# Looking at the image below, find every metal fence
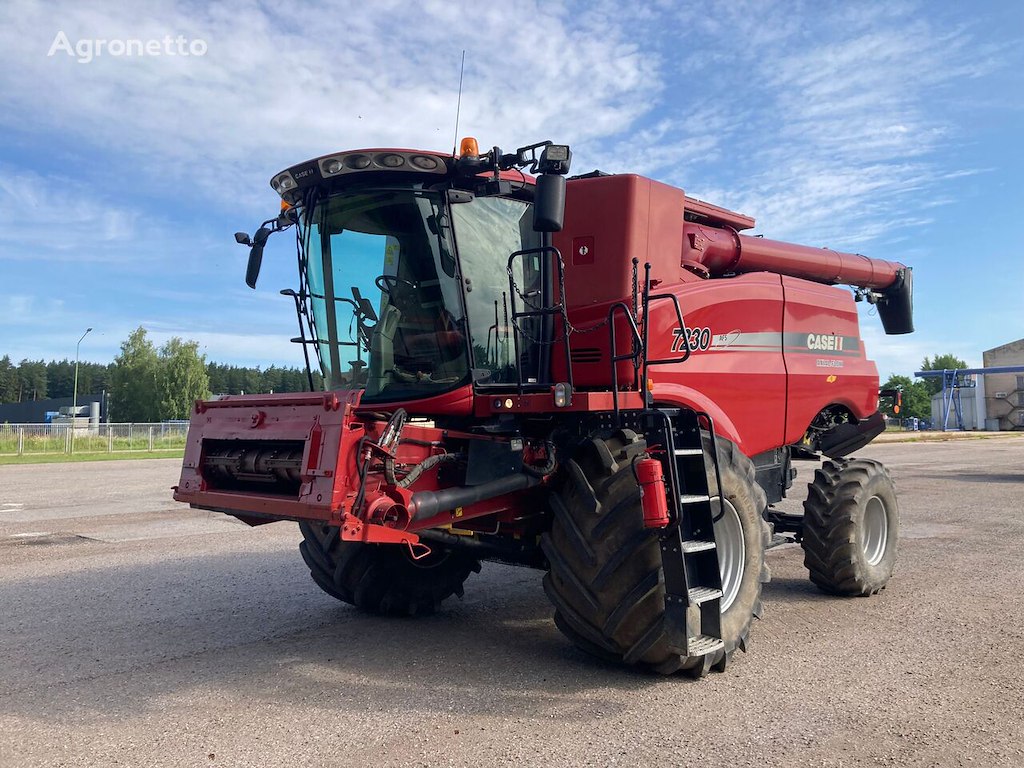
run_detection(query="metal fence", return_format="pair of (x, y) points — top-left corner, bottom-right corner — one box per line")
(0, 422), (189, 456)
(887, 416), (933, 431)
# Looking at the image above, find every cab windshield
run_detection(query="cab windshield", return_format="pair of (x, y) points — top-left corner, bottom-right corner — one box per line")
(300, 189), (469, 402)
(296, 185), (543, 403)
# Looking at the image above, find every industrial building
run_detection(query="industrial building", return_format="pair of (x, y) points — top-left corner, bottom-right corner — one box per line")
(927, 338), (1024, 430)
(0, 393), (106, 425)
(982, 338), (1024, 429)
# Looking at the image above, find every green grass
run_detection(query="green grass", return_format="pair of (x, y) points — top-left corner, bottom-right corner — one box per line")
(0, 450), (185, 465)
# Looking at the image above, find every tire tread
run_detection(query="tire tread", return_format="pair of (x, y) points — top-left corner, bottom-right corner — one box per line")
(801, 458), (899, 596)
(542, 430), (769, 675)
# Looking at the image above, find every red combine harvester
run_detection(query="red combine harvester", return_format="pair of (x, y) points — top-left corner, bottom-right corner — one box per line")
(175, 138), (913, 675)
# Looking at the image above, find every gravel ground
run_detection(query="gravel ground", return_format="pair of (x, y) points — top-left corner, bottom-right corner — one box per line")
(1, 438), (1023, 767)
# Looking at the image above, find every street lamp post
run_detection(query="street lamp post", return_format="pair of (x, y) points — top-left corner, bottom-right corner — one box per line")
(71, 327), (93, 454)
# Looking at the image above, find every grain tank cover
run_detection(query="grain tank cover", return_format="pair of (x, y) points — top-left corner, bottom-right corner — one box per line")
(555, 174), (685, 309)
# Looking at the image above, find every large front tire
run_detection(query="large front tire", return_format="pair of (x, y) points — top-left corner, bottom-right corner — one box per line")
(542, 429), (770, 675)
(801, 458), (899, 596)
(299, 522), (481, 616)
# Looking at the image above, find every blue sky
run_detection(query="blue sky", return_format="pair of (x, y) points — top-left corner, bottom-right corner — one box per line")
(0, 0), (1021, 380)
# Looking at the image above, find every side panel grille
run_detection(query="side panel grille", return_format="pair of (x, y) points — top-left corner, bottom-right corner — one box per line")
(571, 347), (603, 364)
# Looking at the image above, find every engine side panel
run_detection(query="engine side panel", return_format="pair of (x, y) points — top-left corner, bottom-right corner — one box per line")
(646, 273), (788, 457)
(549, 173), (882, 458)
(555, 269), (880, 458)
(780, 276), (880, 445)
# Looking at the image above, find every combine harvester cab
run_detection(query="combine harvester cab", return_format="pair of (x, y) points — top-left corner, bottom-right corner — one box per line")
(175, 137), (912, 676)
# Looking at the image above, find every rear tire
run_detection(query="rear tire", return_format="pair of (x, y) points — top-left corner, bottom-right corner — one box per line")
(801, 458), (899, 596)
(299, 521), (481, 616)
(542, 429), (770, 675)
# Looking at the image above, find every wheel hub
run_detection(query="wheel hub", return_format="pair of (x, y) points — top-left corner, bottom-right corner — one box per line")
(862, 495), (888, 565)
(714, 499), (746, 612)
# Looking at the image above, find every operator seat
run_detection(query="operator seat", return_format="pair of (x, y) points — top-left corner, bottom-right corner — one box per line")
(394, 305), (464, 368)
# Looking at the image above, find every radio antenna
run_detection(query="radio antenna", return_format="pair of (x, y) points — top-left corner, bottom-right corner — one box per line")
(451, 50), (466, 156)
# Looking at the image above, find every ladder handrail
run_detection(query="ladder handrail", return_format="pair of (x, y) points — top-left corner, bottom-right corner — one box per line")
(606, 261), (694, 420)
(606, 301), (644, 423)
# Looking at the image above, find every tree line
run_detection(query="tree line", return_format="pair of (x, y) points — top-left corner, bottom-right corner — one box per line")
(879, 353), (969, 421)
(0, 332), (966, 423)
(0, 327), (320, 421)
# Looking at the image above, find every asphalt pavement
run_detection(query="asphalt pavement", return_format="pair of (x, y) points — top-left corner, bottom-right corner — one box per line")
(1, 438), (1023, 767)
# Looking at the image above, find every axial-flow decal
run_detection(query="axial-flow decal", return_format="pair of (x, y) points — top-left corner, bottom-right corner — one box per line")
(667, 326), (861, 356)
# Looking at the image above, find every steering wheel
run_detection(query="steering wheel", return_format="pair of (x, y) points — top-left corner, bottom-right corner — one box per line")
(375, 275), (416, 294)
(375, 274), (418, 313)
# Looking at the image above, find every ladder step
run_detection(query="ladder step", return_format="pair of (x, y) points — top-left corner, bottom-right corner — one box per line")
(680, 539), (716, 553)
(688, 586), (723, 605)
(673, 448), (703, 456)
(680, 494), (711, 505)
(687, 634), (725, 656)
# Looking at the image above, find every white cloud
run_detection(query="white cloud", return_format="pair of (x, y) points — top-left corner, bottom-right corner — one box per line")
(144, 328), (302, 368)
(861, 320), (982, 382)
(0, 294), (64, 322)
(0, 1), (660, 214)
(0, 166), (142, 259)
(0, 0), (1006, 253)
(592, 2), (1007, 255)
(0, 0), (1018, 371)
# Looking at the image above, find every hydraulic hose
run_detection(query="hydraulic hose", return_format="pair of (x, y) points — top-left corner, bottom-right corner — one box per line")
(381, 408), (408, 486)
(397, 452), (459, 488)
(523, 441), (557, 477)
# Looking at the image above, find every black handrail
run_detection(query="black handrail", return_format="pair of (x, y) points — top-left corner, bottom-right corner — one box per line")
(606, 301), (644, 423)
(506, 246), (573, 395)
(606, 261), (696, 423)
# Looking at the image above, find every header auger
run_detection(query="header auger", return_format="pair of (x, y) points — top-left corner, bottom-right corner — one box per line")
(175, 137), (910, 675)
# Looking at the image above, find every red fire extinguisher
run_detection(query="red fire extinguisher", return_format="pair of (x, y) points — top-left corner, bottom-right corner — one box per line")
(634, 457), (670, 528)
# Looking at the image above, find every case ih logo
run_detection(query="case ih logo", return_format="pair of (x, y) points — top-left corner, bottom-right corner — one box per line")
(806, 333), (846, 352)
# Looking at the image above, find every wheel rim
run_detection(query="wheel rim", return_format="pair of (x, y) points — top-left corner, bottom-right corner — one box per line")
(713, 499), (745, 612)
(862, 495), (889, 566)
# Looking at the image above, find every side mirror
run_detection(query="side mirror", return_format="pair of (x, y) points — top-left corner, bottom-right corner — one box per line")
(234, 232), (252, 246)
(533, 174), (566, 232)
(245, 226), (273, 289)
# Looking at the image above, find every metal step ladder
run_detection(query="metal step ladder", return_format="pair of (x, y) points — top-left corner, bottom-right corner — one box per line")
(643, 408), (725, 657)
(599, 261), (724, 657)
